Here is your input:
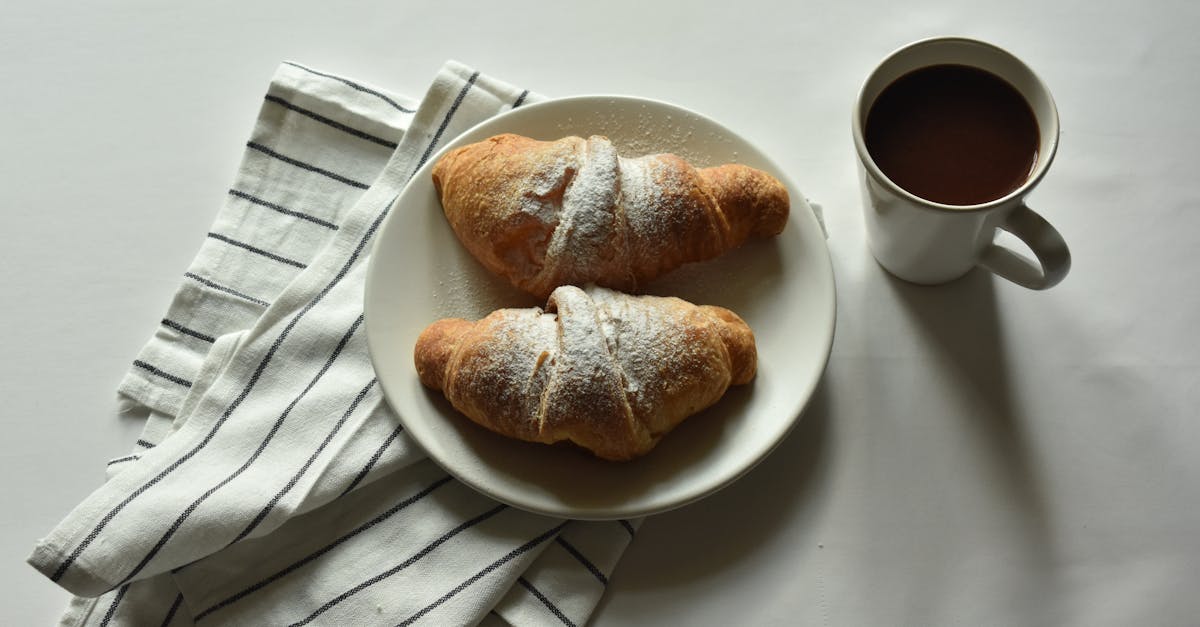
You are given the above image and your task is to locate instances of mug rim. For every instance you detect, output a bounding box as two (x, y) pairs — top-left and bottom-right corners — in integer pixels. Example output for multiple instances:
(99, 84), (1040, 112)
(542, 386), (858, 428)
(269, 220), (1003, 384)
(851, 36), (1060, 213)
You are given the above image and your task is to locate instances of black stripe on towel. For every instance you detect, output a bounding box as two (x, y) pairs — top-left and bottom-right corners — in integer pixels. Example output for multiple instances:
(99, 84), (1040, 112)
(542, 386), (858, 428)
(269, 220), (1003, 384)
(264, 94), (398, 149)
(98, 584), (130, 627)
(413, 71), (479, 174)
(183, 272), (271, 308)
(132, 360), (193, 388)
(231, 378), (378, 544)
(281, 62), (416, 113)
(206, 232), (307, 269)
(518, 576), (576, 627)
(396, 522), (570, 627)
(338, 420), (405, 498)
(245, 141), (370, 190)
(556, 536), (608, 585)
(161, 318), (216, 344)
(159, 593), (184, 627)
(512, 89), (530, 108)
(228, 189), (339, 230)
(286, 504), (510, 626)
(194, 475), (454, 621)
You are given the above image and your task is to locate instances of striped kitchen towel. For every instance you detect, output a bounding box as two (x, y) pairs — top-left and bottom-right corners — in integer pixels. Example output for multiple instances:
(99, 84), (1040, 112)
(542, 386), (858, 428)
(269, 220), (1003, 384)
(30, 60), (639, 626)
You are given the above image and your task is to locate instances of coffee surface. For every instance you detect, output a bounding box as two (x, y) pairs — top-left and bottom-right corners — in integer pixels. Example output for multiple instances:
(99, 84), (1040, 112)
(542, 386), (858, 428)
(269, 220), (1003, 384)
(865, 64), (1039, 206)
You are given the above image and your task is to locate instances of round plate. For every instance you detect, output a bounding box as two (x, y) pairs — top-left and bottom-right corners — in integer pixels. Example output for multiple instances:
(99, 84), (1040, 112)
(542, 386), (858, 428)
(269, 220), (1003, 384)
(364, 95), (835, 520)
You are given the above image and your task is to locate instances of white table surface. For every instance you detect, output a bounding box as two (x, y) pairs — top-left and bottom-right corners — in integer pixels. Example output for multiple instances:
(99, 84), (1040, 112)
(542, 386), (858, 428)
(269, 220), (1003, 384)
(3, 1), (1198, 625)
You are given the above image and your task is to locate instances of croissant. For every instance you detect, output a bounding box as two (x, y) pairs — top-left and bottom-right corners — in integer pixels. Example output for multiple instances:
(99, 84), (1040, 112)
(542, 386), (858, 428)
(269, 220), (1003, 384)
(414, 285), (757, 461)
(431, 133), (789, 300)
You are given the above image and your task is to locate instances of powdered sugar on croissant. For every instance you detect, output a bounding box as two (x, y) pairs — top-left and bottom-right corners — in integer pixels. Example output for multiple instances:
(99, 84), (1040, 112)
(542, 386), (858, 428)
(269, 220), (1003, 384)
(431, 134), (789, 300)
(414, 285), (756, 461)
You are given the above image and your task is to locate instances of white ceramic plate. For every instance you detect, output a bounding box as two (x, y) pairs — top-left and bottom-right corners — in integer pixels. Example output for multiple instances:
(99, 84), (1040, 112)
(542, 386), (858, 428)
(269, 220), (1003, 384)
(364, 95), (835, 520)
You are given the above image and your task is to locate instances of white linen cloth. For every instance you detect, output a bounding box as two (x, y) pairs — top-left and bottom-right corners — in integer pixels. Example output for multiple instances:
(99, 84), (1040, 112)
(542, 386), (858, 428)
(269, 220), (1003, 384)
(29, 60), (640, 626)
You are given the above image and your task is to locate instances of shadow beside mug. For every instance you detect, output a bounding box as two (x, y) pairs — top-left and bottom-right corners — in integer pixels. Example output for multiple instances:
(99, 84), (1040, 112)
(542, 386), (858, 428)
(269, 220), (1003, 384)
(875, 265), (1062, 601)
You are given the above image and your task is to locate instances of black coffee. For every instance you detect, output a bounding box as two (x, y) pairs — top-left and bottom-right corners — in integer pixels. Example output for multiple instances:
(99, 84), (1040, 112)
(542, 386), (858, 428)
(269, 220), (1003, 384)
(864, 64), (1039, 206)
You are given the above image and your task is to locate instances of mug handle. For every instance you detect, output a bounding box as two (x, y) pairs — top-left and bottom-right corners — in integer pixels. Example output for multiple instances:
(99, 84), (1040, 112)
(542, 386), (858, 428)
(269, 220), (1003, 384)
(978, 203), (1071, 290)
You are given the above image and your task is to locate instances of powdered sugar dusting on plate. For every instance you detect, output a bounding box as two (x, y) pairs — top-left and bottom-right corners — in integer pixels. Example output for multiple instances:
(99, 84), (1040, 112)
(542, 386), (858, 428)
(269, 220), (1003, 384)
(432, 263), (540, 321)
(554, 103), (734, 166)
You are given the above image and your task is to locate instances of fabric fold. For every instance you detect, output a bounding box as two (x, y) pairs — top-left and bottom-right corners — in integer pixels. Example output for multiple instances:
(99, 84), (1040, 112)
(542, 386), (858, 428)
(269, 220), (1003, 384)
(32, 60), (636, 626)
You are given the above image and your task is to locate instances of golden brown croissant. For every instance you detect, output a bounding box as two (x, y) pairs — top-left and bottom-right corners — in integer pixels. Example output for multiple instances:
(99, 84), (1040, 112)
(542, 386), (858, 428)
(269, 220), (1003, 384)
(431, 133), (789, 300)
(414, 285), (757, 461)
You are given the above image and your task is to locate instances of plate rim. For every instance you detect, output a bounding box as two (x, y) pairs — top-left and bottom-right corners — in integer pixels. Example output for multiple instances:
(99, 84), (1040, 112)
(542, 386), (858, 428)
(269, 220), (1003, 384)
(364, 93), (837, 519)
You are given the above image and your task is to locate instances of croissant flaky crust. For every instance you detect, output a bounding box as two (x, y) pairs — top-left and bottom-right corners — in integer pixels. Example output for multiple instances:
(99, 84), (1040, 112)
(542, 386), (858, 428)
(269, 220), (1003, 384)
(431, 133), (789, 300)
(414, 285), (757, 461)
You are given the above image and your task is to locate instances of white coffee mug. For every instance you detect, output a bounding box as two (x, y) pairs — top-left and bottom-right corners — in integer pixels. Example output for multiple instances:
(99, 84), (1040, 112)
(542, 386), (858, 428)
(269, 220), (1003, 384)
(851, 37), (1070, 289)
